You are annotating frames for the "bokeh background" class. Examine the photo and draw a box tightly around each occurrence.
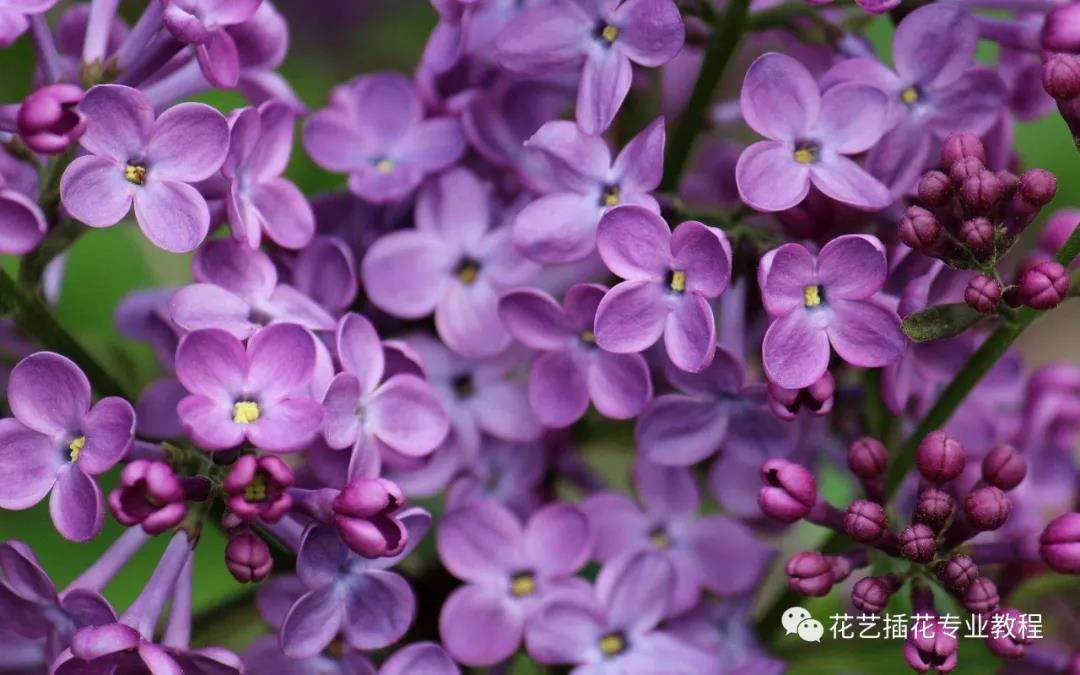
[1,2,1078,673]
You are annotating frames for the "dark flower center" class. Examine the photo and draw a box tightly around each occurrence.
[598,631,627,657]
[124,163,147,185]
[456,257,481,285]
[664,269,687,293]
[648,526,670,550]
[600,184,620,207]
[900,85,921,106]
[453,374,474,400]
[793,140,820,165]
[594,22,620,45]
[510,571,536,597]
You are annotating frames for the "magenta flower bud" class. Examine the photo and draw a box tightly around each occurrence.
[949,156,985,187]
[942,132,986,169]
[962,576,999,614]
[964,485,1012,531]
[766,371,835,421]
[851,575,898,614]
[223,454,294,523]
[1019,168,1057,207]
[332,477,408,558]
[899,206,945,253]
[917,430,966,484]
[16,84,86,154]
[959,217,995,258]
[1039,512,1080,574]
[964,274,1001,314]
[960,172,1002,215]
[757,459,818,523]
[1043,53,1080,101]
[1042,3,1080,53]
[847,437,887,480]
[986,608,1032,658]
[844,499,888,543]
[938,554,978,591]
[917,170,953,208]
[899,523,937,563]
[915,487,954,532]
[108,460,188,535]
[785,551,833,597]
[981,444,1027,491]
[903,617,958,674]
[996,170,1019,201]
[225,529,272,583]
[1019,260,1069,310]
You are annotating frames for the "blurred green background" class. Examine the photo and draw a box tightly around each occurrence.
[1,2,1078,673]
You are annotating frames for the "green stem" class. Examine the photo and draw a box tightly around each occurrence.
[659,0,751,193]
[0,266,129,398]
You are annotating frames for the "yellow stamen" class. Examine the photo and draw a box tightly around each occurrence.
[510,573,536,597]
[601,25,619,43]
[900,86,919,105]
[598,632,625,656]
[457,263,479,285]
[244,474,267,502]
[375,158,395,174]
[649,529,670,550]
[580,329,596,344]
[124,164,147,185]
[68,436,86,462]
[793,148,815,164]
[670,270,687,293]
[804,285,822,308]
[232,401,261,425]
[602,186,620,207]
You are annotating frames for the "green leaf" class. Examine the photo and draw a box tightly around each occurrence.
[902,303,983,343]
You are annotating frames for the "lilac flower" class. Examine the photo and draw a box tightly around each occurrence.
[279,509,430,657]
[821,4,1006,194]
[498,283,652,428]
[0,353,135,541]
[759,234,904,390]
[303,72,466,203]
[446,436,547,517]
[736,52,891,212]
[0,0,56,48]
[593,205,731,373]
[222,100,314,249]
[17,84,86,155]
[437,500,591,665]
[163,0,263,88]
[0,150,47,255]
[169,238,335,339]
[584,461,772,615]
[524,551,719,673]
[512,117,664,264]
[362,169,539,358]
[497,0,684,134]
[174,323,324,452]
[322,313,449,467]
[288,235,358,314]
[59,84,229,253]
[223,454,293,523]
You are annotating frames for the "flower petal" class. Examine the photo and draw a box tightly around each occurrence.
[594,280,668,354]
[495,5,588,73]
[0,189,47,254]
[248,398,324,453]
[0,419,59,510]
[809,155,892,211]
[435,283,510,359]
[826,298,905,368]
[77,85,153,162]
[437,500,521,584]
[362,231,452,318]
[588,351,651,419]
[613,0,685,67]
[512,193,603,265]
[77,397,136,475]
[529,350,590,428]
[49,464,103,542]
[147,102,229,182]
[761,242,816,317]
[336,313,384,394]
[735,140,810,212]
[525,598,604,665]
[439,585,522,666]
[174,329,246,401]
[740,52,819,140]
[169,284,255,339]
[893,3,978,89]
[133,179,210,253]
[595,205,671,281]
[250,179,315,250]
[576,48,633,135]
[8,352,89,436]
[684,516,773,596]
[381,643,459,675]
[59,155,134,228]
[817,234,887,301]
[523,502,591,578]
[664,293,716,373]
[636,394,727,466]
[367,375,449,457]
[177,395,244,451]
[927,67,1008,138]
[246,323,317,400]
[612,116,665,193]
[670,221,731,297]
[394,117,467,171]
[814,83,889,154]
[342,570,415,650]
[762,310,831,390]
[280,585,344,658]
[497,289,574,351]
[597,551,674,634]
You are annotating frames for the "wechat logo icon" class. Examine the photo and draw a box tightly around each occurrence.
[782,607,824,643]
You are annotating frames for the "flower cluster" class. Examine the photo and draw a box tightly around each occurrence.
[0,0,1079,673]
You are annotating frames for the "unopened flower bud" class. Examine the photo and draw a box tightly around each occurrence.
[766,372,834,421]
[938,554,978,591]
[1019,168,1057,207]
[1042,3,1080,53]
[964,274,1001,314]
[959,217,995,258]
[996,170,1019,201]
[1039,512,1080,574]
[917,170,953,207]
[108,460,188,534]
[332,478,407,558]
[960,171,1003,214]
[917,430,966,484]
[915,487,954,531]
[845,499,888,543]
[847,437,887,480]
[17,84,86,154]
[899,206,944,254]
[965,485,1012,531]
[225,529,272,583]
[986,607,1032,658]
[949,156,984,186]
[785,551,834,597]
[758,459,818,523]
[981,444,1027,491]
[963,576,1000,614]
[1019,260,1069,310]
[903,617,958,674]
[1043,53,1080,101]
[899,523,937,563]
[942,132,986,168]
[851,575,898,614]
[223,454,294,523]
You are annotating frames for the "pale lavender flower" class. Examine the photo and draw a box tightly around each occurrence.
[0,0,56,48]
[0,149,46,255]
[163,0,263,88]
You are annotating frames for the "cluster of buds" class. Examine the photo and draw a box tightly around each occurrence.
[758,431,1080,666]
[899,134,1067,313]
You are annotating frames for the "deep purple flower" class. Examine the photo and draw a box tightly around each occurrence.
[496,0,684,134]
[0,353,135,541]
[785,551,834,597]
[59,84,229,253]
[363,169,538,358]
[226,528,273,583]
[759,234,904,389]
[593,206,731,373]
[223,100,314,249]
[436,500,591,666]
[917,430,966,484]
[736,52,891,212]
[279,509,430,657]
[498,283,651,428]
[108,460,193,534]
[223,454,294,523]
[163,0,263,88]
[330,477,408,558]
[322,313,448,468]
[1039,512,1080,574]
[174,323,324,452]
[524,551,719,673]
[169,238,335,339]
[758,459,818,524]
[17,84,86,154]
[511,117,664,264]
[585,461,772,615]
[1019,260,1069,310]
[902,616,958,673]
[767,371,835,421]
[303,72,466,203]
